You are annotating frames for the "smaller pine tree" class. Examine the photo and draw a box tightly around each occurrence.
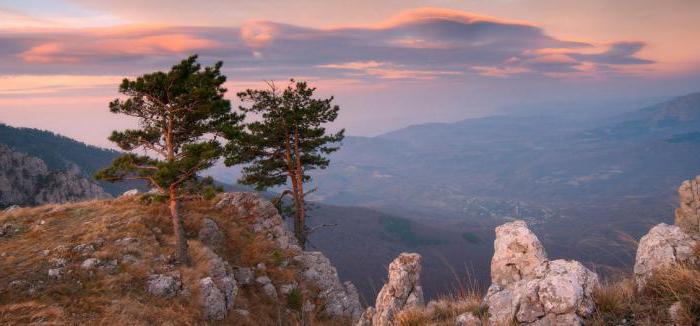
[223,80,344,248]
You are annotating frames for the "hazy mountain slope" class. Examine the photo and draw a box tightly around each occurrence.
[0,144,110,208]
[310,92,700,211]
[0,124,136,196]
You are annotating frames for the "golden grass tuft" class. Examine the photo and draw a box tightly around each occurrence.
[590,245,700,326]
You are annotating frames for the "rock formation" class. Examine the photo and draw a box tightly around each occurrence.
[634,175,700,289]
[296,251,363,320]
[484,221,599,325]
[634,223,698,288]
[491,220,547,287]
[215,192,362,322]
[0,144,109,207]
[676,175,700,234]
[357,253,424,326]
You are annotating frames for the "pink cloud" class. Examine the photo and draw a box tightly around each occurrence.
[20,32,222,63]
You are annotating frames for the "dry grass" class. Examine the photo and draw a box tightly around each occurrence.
[0,195,321,325]
[590,246,700,326]
[395,290,488,325]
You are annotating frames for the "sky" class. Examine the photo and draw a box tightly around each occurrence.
[0,0,699,147]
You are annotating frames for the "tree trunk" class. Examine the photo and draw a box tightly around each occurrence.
[292,128,306,249]
[169,186,189,264]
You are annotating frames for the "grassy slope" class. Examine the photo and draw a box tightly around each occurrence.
[0,196,339,325]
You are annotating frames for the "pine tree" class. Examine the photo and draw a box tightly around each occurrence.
[96,55,242,264]
[223,80,344,248]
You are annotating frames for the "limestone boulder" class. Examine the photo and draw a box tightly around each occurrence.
[491,220,548,287]
[634,223,698,288]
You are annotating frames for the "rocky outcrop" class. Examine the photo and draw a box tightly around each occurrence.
[676,176,700,234]
[215,192,361,322]
[357,253,424,326]
[0,145,109,207]
[296,251,363,321]
[484,221,599,325]
[634,223,698,288]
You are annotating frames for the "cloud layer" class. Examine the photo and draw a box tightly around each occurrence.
[0,8,653,83]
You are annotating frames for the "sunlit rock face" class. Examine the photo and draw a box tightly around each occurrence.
[484,220,599,325]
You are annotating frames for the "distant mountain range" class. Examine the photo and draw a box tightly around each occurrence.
[306,92,700,214]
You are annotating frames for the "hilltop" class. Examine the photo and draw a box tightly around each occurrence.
[0,192,361,324]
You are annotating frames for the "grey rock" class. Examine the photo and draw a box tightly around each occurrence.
[147,273,182,298]
[370,253,423,326]
[72,243,95,256]
[80,258,100,270]
[199,277,227,320]
[256,275,272,285]
[48,268,62,278]
[297,251,363,321]
[263,283,278,298]
[634,223,698,288]
[484,221,599,325]
[198,247,238,319]
[279,283,297,295]
[491,220,547,287]
[234,267,253,285]
[675,175,700,234]
[50,257,67,267]
[198,218,224,249]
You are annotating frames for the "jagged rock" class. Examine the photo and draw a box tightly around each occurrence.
[491,220,547,287]
[296,251,363,321]
[198,218,224,249]
[234,267,253,285]
[198,247,238,319]
[676,175,700,234]
[456,312,482,326]
[147,273,182,298]
[485,221,599,325]
[80,258,100,270]
[634,223,698,288]
[199,277,227,320]
[121,189,139,197]
[370,253,424,326]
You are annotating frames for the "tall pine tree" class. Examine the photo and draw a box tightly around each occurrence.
[223,80,344,248]
[96,55,242,263]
